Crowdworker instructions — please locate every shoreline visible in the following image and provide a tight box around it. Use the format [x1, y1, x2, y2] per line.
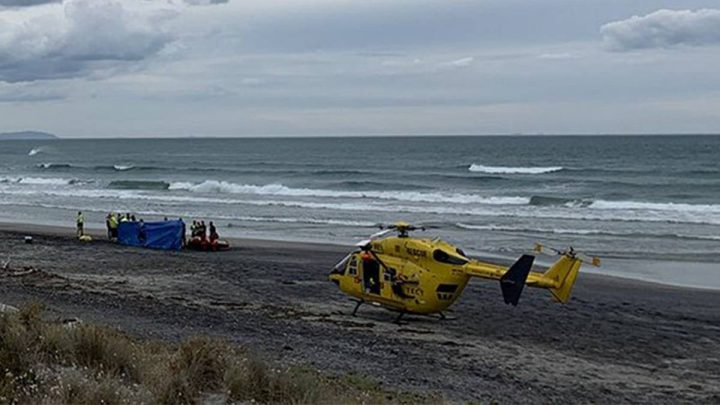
[1, 220, 718, 294]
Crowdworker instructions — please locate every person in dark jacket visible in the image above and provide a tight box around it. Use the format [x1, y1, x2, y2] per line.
[209, 221, 218, 241]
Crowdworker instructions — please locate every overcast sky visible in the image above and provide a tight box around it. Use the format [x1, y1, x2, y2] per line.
[0, 0, 719, 137]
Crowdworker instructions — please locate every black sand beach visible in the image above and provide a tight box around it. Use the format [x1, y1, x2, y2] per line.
[1, 224, 719, 403]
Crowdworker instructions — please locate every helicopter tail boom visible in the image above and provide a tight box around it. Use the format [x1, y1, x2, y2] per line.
[466, 253, 586, 304]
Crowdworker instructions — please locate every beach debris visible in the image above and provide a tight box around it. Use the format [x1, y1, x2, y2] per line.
[61, 317, 83, 329]
[6, 268, 37, 277]
[0, 260, 38, 277]
[24, 235, 33, 244]
[0, 303, 19, 313]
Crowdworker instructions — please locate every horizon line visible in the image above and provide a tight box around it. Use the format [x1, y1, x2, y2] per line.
[12, 132, 720, 140]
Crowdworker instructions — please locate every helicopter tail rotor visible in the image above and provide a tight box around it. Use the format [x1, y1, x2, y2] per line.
[533, 243, 600, 303]
[534, 243, 601, 267]
[542, 255, 582, 303]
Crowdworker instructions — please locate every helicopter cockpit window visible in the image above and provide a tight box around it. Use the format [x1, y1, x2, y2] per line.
[433, 249, 469, 265]
[347, 256, 358, 276]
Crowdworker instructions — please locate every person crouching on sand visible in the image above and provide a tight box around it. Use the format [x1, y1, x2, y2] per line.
[76, 211, 84, 237]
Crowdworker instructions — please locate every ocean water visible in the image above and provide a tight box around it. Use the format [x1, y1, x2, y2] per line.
[1, 136, 719, 288]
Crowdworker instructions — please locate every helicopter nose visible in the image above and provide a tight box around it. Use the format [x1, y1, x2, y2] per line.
[328, 273, 341, 286]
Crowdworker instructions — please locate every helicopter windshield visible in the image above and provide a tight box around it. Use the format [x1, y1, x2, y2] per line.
[330, 253, 352, 275]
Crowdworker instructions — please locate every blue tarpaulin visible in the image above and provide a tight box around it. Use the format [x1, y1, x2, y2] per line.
[117, 220, 185, 251]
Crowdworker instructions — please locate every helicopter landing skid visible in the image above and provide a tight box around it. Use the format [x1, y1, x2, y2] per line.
[438, 312, 457, 321]
[350, 299, 364, 316]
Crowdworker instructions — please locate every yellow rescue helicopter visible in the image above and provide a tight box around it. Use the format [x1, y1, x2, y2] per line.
[329, 221, 600, 322]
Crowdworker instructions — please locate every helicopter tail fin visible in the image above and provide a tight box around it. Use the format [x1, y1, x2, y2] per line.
[542, 255, 583, 304]
[499, 255, 534, 306]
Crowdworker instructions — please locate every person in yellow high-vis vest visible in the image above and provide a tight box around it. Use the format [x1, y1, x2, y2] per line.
[107, 212, 118, 240]
[76, 211, 84, 237]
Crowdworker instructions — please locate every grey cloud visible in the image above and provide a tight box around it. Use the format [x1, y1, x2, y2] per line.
[3, 0, 720, 135]
[0, 0, 173, 82]
[233, 1, 709, 53]
[183, 0, 228, 5]
[0, 0, 59, 6]
[0, 90, 64, 102]
[602, 8, 720, 51]
[0, 81, 65, 102]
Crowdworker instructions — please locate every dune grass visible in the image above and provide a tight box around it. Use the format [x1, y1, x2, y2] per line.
[0, 302, 431, 404]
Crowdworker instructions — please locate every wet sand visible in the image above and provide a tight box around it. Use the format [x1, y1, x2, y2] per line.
[0, 224, 718, 403]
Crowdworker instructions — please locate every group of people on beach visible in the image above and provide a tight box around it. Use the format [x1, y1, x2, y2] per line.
[100, 213, 220, 243]
[104, 212, 145, 241]
[190, 220, 219, 242]
[75, 212, 223, 249]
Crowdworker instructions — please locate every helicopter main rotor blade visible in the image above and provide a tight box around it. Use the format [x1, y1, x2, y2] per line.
[369, 229, 392, 239]
[355, 239, 372, 247]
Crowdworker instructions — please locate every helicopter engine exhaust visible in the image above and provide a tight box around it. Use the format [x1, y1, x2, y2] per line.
[499, 255, 535, 306]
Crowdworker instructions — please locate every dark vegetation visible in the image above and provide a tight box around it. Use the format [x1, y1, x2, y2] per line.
[0, 302, 429, 404]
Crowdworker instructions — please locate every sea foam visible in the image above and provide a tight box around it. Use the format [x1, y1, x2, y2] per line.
[167, 180, 529, 205]
[468, 164, 563, 174]
[455, 223, 720, 241]
[588, 200, 720, 213]
[0, 177, 75, 186]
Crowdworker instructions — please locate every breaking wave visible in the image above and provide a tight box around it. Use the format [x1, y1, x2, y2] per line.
[28, 147, 44, 156]
[455, 223, 720, 242]
[7, 173, 720, 218]
[3, 186, 720, 225]
[94, 165, 141, 172]
[37, 163, 143, 172]
[588, 200, 720, 213]
[225, 216, 377, 227]
[0, 176, 77, 186]
[528, 196, 720, 213]
[165, 181, 720, 214]
[37, 163, 73, 170]
[468, 164, 563, 174]
[167, 180, 529, 205]
[530, 196, 594, 207]
[108, 180, 170, 190]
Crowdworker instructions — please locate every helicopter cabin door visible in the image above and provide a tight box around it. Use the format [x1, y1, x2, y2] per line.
[361, 256, 381, 295]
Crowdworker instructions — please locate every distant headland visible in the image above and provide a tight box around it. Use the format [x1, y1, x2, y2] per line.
[0, 131, 59, 140]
